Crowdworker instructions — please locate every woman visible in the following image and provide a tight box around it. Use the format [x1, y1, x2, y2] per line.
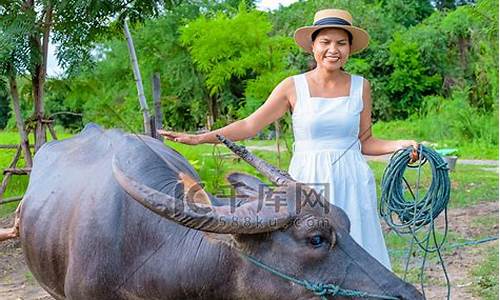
[159, 9, 417, 270]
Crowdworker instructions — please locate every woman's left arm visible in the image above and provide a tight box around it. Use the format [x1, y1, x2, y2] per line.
[359, 79, 417, 156]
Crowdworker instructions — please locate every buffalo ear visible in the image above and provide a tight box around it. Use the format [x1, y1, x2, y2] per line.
[226, 172, 270, 198]
[178, 172, 212, 205]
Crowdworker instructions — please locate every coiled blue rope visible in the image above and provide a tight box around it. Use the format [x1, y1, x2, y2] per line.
[380, 145, 451, 299]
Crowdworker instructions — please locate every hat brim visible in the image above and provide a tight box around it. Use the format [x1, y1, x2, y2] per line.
[294, 25, 370, 54]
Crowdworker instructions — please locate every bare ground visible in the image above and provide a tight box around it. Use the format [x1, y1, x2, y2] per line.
[399, 201, 498, 299]
[0, 201, 497, 300]
[0, 219, 51, 300]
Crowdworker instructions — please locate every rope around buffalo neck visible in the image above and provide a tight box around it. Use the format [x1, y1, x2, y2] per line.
[239, 252, 399, 300]
[380, 145, 451, 299]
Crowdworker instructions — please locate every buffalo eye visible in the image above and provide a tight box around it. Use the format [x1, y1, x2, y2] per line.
[309, 235, 325, 248]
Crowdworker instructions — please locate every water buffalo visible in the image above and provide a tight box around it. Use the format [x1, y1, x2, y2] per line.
[20, 123, 422, 299]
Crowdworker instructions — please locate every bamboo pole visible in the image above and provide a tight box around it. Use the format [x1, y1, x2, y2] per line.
[123, 19, 151, 136]
[152, 73, 163, 141]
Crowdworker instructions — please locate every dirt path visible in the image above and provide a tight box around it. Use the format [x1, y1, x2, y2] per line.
[0, 218, 51, 300]
[0, 201, 497, 299]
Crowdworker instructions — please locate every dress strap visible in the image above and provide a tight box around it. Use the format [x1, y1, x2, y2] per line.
[349, 75, 365, 113]
[293, 74, 310, 113]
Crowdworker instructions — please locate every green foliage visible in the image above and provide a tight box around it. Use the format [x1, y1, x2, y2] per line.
[179, 4, 297, 128]
[383, 33, 442, 118]
[58, 3, 208, 132]
[383, 0, 434, 27]
[180, 7, 271, 95]
[4, 77, 31, 130]
[391, 1, 499, 114]
[44, 79, 83, 131]
[239, 70, 292, 118]
[59, 1, 279, 132]
[51, 0, 167, 75]
[468, 0, 499, 110]
[373, 86, 499, 159]
[419, 88, 498, 145]
[0, 0, 166, 77]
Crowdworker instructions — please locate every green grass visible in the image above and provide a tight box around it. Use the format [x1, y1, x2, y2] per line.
[372, 118, 498, 160]
[24, 271, 35, 284]
[470, 245, 499, 300]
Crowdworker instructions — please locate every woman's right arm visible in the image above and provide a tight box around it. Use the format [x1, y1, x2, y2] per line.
[158, 77, 294, 144]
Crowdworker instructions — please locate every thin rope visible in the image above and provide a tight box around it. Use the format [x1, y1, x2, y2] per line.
[380, 145, 451, 299]
[240, 253, 399, 300]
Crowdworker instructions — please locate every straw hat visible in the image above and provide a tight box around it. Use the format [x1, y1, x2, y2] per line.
[294, 9, 370, 54]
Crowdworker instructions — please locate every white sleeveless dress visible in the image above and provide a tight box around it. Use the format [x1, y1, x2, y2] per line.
[288, 73, 392, 270]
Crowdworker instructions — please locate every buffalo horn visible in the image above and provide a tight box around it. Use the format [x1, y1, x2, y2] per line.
[216, 135, 295, 186]
[112, 156, 293, 234]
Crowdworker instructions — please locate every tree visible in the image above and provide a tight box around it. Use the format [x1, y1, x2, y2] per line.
[0, 0, 166, 151]
[59, 2, 209, 132]
[383, 0, 435, 27]
[179, 4, 296, 126]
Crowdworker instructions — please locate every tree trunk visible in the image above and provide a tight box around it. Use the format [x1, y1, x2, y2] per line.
[206, 96, 214, 130]
[212, 96, 218, 122]
[206, 95, 219, 130]
[124, 20, 151, 136]
[458, 36, 469, 72]
[30, 1, 53, 152]
[32, 63, 46, 152]
[7, 65, 33, 168]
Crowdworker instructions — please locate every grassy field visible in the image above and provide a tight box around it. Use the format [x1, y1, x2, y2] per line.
[0, 129, 497, 298]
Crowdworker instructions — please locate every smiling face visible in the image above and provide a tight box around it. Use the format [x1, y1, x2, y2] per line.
[311, 28, 351, 72]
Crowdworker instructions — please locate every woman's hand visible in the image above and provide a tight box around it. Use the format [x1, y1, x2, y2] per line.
[157, 129, 201, 145]
[396, 139, 419, 162]
[396, 139, 418, 151]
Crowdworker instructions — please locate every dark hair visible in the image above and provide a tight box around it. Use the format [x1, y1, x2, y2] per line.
[311, 28, 353, 45]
